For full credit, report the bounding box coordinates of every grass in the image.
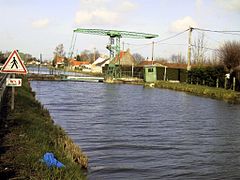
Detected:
[0,76,88,179]
[107,78,240,103]
[154,81,240,103]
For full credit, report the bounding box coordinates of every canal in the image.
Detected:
[30,81,240,180]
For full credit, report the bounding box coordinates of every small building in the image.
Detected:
[54,56,64,68]
[91,57,109,73]
[69,59,90,70]
[110,49,136,66]
[140,61,187,82]
[27,59,40,66]
[144,65,157,82]
[107,49,137,77]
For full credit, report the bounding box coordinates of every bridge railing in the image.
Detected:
[0,74,9,106]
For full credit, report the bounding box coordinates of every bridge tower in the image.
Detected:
[69,28,158,78]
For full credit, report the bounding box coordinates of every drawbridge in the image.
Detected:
[69,28,158,78]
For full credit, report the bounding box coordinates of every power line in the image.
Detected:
[124,42,152,46]
[204,34,222,44]
[155,29,189,43]
[191,44,219,52]
[155,42,188,47]
[130,45,152,52]
[124,29,189,48]
[193,27,240,36]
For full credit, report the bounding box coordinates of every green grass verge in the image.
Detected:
[154,81,240,103]
[2,76,88,179]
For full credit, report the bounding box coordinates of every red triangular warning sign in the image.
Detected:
[1,50,28,74]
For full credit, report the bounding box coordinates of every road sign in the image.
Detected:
[6,78,22,87]
[1,50,28,74]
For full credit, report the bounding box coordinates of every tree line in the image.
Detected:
[0,51,38,64]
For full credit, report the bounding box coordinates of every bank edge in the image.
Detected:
[0,75,88,179]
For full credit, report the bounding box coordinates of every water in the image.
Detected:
[30,81,240,180]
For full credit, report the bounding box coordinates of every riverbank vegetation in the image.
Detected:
[154,81,240,103]
[0,76,88,179]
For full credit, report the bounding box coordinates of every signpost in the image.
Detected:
[1,50,28,110]
[6,78,22,87]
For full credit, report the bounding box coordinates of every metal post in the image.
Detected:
[132,63,134,77]
[151,41,155,64]
[11,74,15,111]
[164,66,167,81]
[224,77,227,89]
[233,77,236,91]
[187,27,193,71]
[93,48,96,62]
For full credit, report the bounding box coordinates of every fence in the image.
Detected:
[0,74,9,108]
[187,66,240,91]
[103,64,240,91]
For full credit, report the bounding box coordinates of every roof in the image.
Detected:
[55,56,64,64]
[110,50,136,66]
[69,59,90,66]
[95,58,110,67]
[119,51,126,59]
[139,61,188,69]
[92,57,106,65]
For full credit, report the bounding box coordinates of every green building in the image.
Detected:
[144,65,157,82]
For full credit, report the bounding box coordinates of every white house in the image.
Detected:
[91,57,109,73]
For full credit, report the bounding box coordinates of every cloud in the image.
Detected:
[169,16,198,32]
[32,18,50,28]
[75,9,119,25]
[75,0,137,25]
[215,0,240,11]
[195,0,203,11]
[80,0,109,4]
[120,0,137,12]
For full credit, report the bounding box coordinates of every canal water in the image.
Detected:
[30,81,240,180]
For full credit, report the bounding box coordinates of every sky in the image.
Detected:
[0,0,240,61]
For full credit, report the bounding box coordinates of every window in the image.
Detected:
[148,68,154,72]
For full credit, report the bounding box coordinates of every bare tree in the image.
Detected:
[89,49,100,63]
[132,53,145,63]
[219,41,240,71]
[210,51,221,65]
[54,44,65,57]
[192,32,207,65]
[0,51,6,64]
[170,53,186,64]
[53,44,66,67]
[78,49,100,63]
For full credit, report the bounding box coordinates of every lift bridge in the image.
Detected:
[69,28,158,78]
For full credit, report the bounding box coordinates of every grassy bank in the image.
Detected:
[0,76,88,179]
[154,81,240,103]
[106,78,240,103]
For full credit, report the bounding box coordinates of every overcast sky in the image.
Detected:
[0,0,240,60]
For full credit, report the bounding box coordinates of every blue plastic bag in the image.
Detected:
[42,152,65,168]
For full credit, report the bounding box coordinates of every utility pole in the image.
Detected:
[93,48,96,62]
[151,41,155,65]
[122,42,125,51]
[38,53,42,74]
[187,27,193,71]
